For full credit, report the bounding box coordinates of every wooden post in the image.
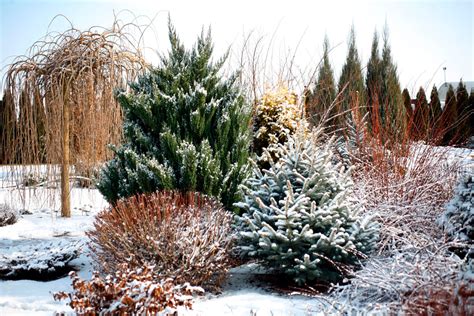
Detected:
[61,86,71,217]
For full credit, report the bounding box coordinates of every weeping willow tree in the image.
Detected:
[1,19,147,217]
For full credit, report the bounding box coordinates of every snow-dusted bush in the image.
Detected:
[0,239,81,280]
[439,174,474,242]
[88,191,233,287]
[326,249,473,314]
[54,264,204,315]
[0,203,18,227]
[253,86,302,169]
[97,24,251,211]
[234,128,379,284]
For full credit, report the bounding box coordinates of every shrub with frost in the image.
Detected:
[253,86,301,169]
[97,23,251,211]
[234,128,379,284]
[88,191,233,287]
[439,174,474,242]
[0,203,18,227]
[54,264,204,315]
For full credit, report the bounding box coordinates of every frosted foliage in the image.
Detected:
[439,174,474,242]
[234,129,379,284]
[0,203,18,227]
[97,25,251,210]
[253,87,302,168]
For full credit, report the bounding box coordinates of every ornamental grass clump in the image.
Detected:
[234,128,379,285]
[87,191,233,287]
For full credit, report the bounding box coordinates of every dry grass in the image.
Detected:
[319,96,473,313]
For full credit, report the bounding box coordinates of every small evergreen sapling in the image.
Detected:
[439,174,474,242]
[97,23,252,210]
[234,128,379,284]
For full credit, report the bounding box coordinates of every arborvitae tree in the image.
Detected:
[366,30,382,125]
[402,88,413,118]
[338,26,366,127]
[305,35,336,129]
[98,23,252,211]
[441,84,457,145]
[380,25,404,134]
[234,128,379,285]
[402,88,413,138]
[413,87,429,140]
[429,85,442,141]
[456,80,470,143]
[467,90,474,140]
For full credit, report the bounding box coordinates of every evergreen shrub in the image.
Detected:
[439,174,474,242]
[234,128,379,284]
[97,23,251,210]
[253,86,301,169]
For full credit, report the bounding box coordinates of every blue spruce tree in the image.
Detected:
[234,128,379,284]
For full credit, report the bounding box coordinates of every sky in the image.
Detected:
[0,0,473,95]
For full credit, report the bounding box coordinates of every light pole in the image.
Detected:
[443,67,447,86]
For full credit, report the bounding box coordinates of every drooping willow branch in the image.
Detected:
[1,18,148,216]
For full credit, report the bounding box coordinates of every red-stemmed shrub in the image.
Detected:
[87,191,233,287]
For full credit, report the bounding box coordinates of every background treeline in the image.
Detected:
[304,25,474,146]
[2,24,474,167]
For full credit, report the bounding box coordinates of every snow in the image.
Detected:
[182,264,326,316]
[0,165,328,316]
[1,145,472,315]
[0,239,82,279]
[0,166,105,315]
[190,290,323,316]
[0,253,91,315]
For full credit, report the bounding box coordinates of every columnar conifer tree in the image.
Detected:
[380,25,404,133]
[441,84,457,145]
[305,35,336,129]
[366,26,404,137]
[402,88,412,117]
[402,88,413,137]
[467,90,474,140]
[338,26,366,128]
[366,31,382,125]
[98,23,252,211]
[456,80,470,142]
[413,87,429,140]
[429,85,442,141]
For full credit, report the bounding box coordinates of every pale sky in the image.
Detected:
[1,0,473,95]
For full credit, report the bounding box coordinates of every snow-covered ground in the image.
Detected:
[1,145,472,315]
[0,166,327,316]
